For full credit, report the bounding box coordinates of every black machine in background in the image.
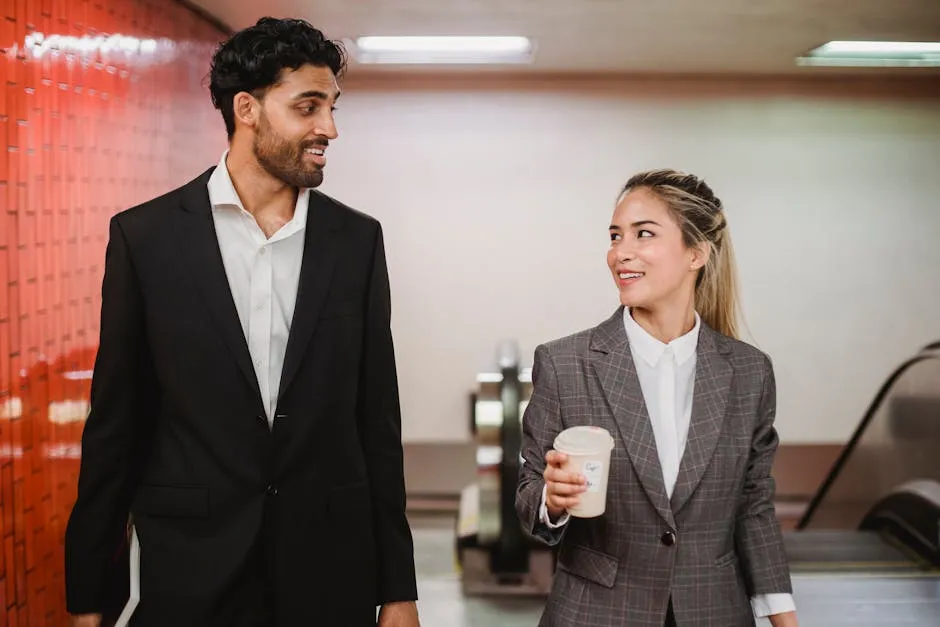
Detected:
[456,341,554,595]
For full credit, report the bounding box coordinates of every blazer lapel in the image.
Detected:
[590,308,675,529]
[172,168,262,406]
[670,323,733,514]
[276,190,344,408]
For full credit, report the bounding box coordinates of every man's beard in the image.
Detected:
[253,113,324,188]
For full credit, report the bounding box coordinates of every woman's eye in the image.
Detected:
[637,229,653,238]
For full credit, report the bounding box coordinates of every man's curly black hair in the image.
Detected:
[209,17,347,138]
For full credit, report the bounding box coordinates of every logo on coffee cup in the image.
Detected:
[582,460,603,492]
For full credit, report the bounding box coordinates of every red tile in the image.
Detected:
[7,286,19,356]
[0,20,13,59]
[0,325,9,395]
[23,508,34,573]
[1,1,227,620]
[0,48,6,117]
[17,595,27,627]
[0,124,9,185]
[3,522,14,602]
[0,243,8,306]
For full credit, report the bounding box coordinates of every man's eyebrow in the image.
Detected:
[292,90,340,101]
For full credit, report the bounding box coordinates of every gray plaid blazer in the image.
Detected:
[516,307,792,627]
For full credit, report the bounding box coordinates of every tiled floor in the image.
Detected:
[411,517,940,626]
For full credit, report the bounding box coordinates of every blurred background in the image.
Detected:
[0,0,939,624]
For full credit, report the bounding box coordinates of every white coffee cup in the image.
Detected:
[553,426,615,518]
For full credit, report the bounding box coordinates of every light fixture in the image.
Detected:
[346,35,535,65]
[797,41,940,67]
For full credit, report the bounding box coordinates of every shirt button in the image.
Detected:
[259,248,266,255]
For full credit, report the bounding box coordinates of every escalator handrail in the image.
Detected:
[796,342,940,530]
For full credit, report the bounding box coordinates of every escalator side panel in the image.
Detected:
[789,344,940,574]
[798,349,940,531]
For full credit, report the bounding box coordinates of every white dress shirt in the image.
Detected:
[207,151,309,426]
[538,308,795,617]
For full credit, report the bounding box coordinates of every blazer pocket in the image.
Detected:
[558,544,619,588]
[319,300,361,319]
[132,484,209,519]
[715,549,738,568]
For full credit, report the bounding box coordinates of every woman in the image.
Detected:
[516,169,798,627]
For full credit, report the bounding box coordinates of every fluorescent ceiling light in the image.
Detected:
[347,36,535,65]
[797,41,940,67]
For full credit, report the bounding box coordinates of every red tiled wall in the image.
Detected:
[0,1,225,623]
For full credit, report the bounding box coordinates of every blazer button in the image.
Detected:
[266,484,278,496]
[661,531,676,547]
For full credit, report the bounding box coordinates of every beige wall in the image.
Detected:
[318,74,940,444]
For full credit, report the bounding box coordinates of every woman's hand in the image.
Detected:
[768,611,798,627]
[543,450,586,520]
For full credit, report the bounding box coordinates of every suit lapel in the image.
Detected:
[172,168,262,406]
[670,324,733,514]
[276,190,344,408]
[590,308,675,529]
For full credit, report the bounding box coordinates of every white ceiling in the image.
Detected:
[189,0,940,77]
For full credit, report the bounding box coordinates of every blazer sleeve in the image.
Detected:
[65,217,159,613]
[735,353,793,596]
[357,223,418,605]
[515,344,568,546]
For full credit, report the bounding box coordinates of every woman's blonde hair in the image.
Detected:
[620,169,740,339]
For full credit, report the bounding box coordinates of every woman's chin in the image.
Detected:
[618,289,647,309]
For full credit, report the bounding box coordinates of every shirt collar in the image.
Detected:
[623,307,700,367]
[207,150,310,228]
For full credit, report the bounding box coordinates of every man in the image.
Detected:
[65,17,419,627]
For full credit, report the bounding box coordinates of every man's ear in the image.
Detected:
[232,91,261,130]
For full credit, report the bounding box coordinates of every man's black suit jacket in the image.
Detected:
[64,168,418,626]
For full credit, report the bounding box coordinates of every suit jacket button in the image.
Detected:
[661,531,676,547]
[266,484,278,495]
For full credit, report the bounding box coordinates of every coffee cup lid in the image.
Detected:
[554,426,615,455]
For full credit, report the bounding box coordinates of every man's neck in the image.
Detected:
[225,148,297,219]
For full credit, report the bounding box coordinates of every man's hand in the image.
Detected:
[543,450,586,521]
[377,600,419,627]
[70,615,102,627]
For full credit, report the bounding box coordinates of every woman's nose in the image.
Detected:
[614,242,635,264]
